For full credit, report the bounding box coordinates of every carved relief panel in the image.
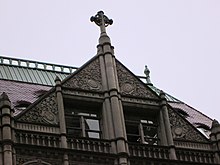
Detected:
[168,108,207,142]
[63,58,102,92]
[116,61,158,99]
[18,93,58,125]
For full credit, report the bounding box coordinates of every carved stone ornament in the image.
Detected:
[63,89,103,98]
[121,97,159,106]
[18,93,58,125]
[116,61,158,99]
[168,108,207,142]
[63,58,102,92]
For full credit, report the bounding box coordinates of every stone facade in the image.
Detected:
[0,11,220,165]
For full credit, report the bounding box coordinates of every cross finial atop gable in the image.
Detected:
[90,11,113,35]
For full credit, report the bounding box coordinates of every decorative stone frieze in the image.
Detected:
[168,108,207,142]
[116,61,158,99]
[121,97,159,106]
[18,93,58,125]
[63,58,102,92]
[62,89,103,98]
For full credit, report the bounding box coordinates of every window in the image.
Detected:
[126,119,158,145]
[125,109,159,145]
[65,108,101,139]
[140,120,158,145]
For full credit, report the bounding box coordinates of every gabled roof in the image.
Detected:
[0,55,213,137]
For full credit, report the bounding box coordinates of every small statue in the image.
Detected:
[144,65,152,84]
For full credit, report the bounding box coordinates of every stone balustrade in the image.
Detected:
[15,132,111,154]
[176,148,215,164]
[128,143,169,159]
[67,137,111,154]
[15,131,216,164]
[15,132,60,148]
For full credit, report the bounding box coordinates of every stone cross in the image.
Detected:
[90,11,113,34]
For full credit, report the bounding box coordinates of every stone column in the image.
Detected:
[0,92,14,165]
[210,119,220,164]
[91,11,129,165]
[160,91,176,160]
[99,50,111,140]
[159,110,168,145]
[55,77,69,165]
[99,43,128,164]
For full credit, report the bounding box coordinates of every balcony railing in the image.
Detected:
[67,137,111,154]
[129,143,216,164]
[15,131,216,164]
[15,132,60,148]
[176,148,215,164]
[129,143,169,159]
[15,132,111,154]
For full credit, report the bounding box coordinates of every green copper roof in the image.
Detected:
[0,56,77,86]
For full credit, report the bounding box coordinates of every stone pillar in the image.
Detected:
[160,91,176,160]
[159,110,168,145]
[210,119,220,164]
[99,51,111,140]
[55,77,69,165]
[98,40,128,164]
[91,11,129,164]
[99,44,118,154]
[0,92,14,165]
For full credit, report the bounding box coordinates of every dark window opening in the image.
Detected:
[125,110,159,145]
[142,121,158,145]
[65,102,101,139]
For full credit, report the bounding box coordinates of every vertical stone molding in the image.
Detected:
[210,119,220,164]
[160,91,177,160]
[91,11,129,164]
[159,110,168,146]
[0,92,14,165]
[55,77,69,165]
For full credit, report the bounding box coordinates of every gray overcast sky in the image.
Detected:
[0,1,220,121]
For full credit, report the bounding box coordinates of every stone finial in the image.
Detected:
[144,65,152,85]
[0,92,10,101]
[0,92,11,109]
[212,119,220,128]
[90,11,113,34]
